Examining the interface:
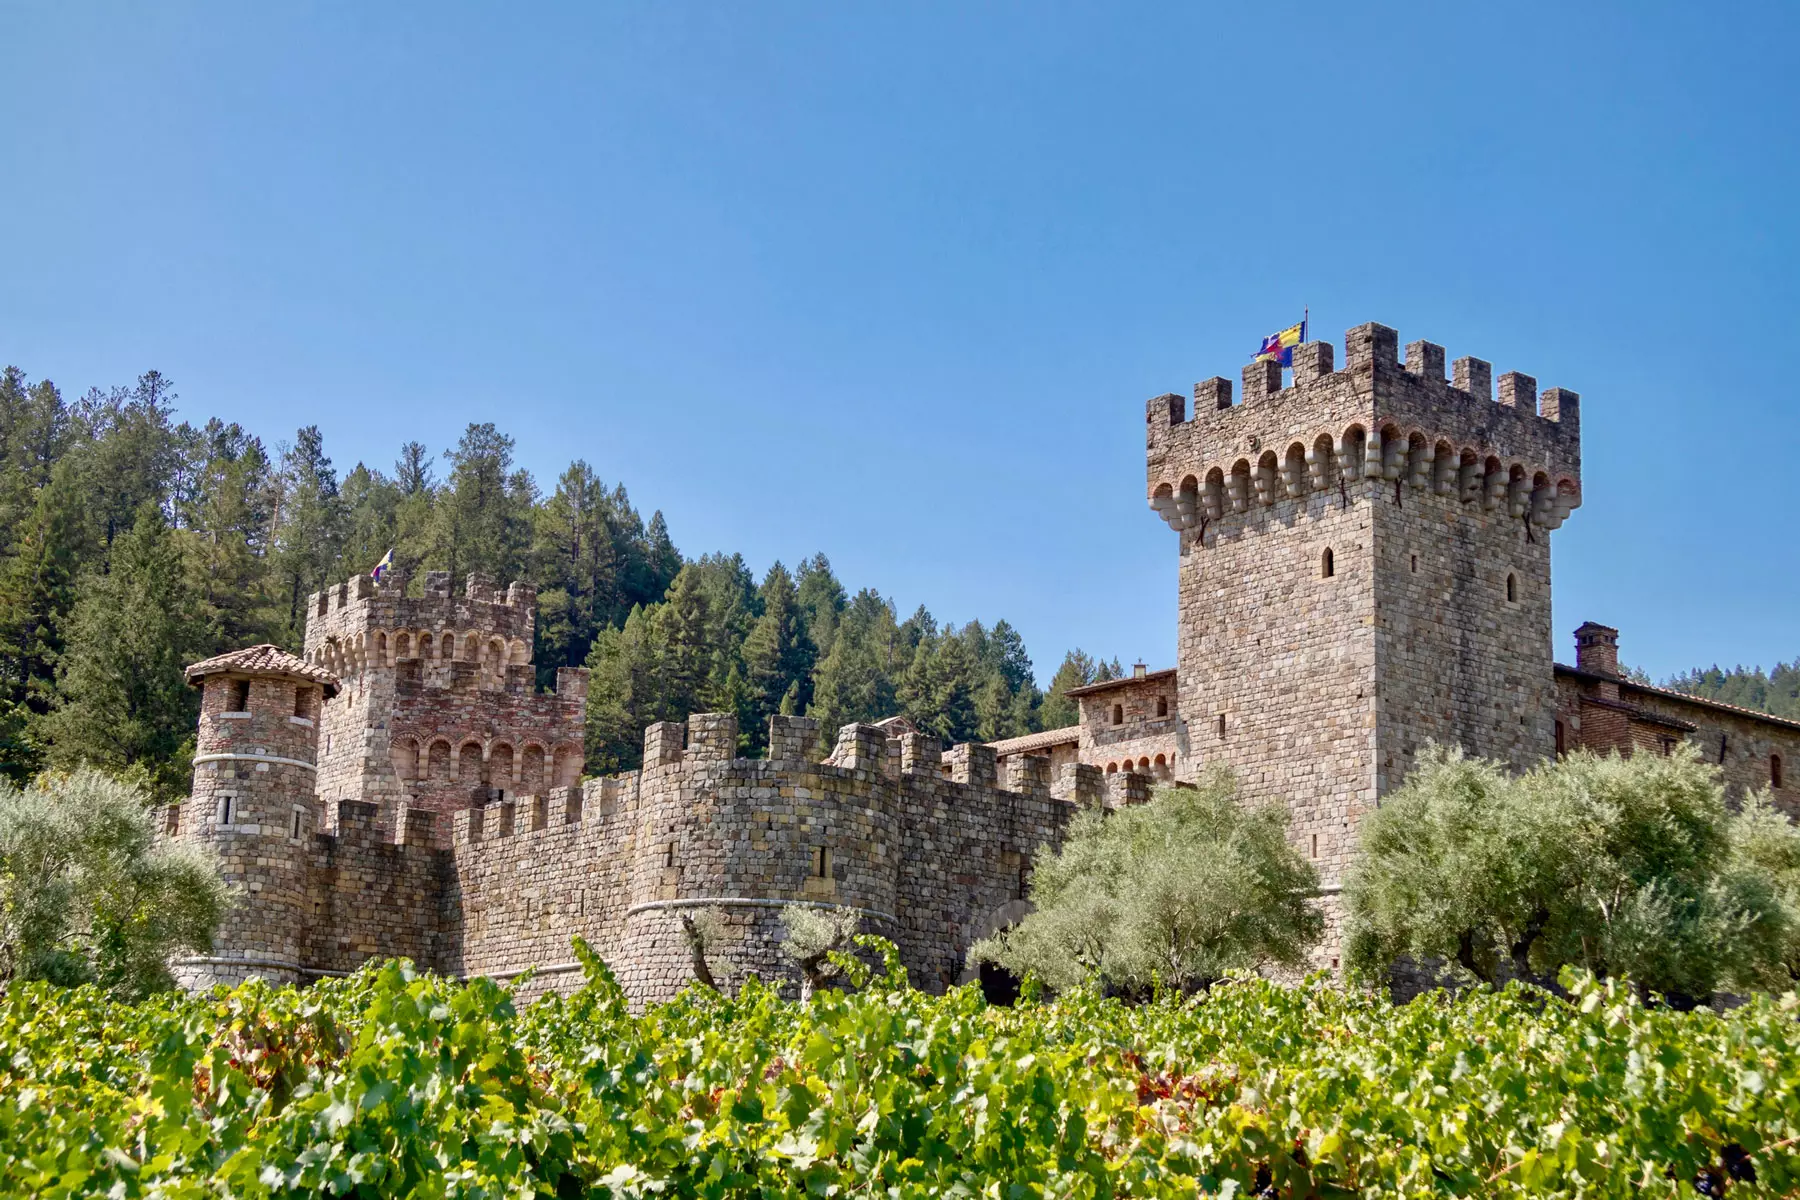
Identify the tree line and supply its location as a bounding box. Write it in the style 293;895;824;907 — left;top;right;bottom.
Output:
0;363;1111;798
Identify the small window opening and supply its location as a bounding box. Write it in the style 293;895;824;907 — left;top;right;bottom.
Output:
1659;736;1676;757
813;845;831;878
1111;703;1123;726
291;808;303;839
1775;754;1785;789
317;592;328;616
1410;553;1418;573
294;686;311;719
663;842;676;868
217;795;235;826
1554;719;1567;758
1310;833;1318;860
1105;762;1118;774
1155;696;1168;718
229;678;250;713
1506;573;1517;602
1320;547;1334;578
1138;757;1150;770
1217;713;1227;738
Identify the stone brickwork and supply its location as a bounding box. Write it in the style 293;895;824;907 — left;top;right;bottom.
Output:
304;569;586;836
173;316;1800;1000
1554;625;1800;818
1146;324;1583;961
1069;668;1181;781
174;694;1079;1004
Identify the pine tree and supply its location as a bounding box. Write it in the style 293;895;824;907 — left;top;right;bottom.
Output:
655;566;711;721
0;466;85;780
583;604;664;772
47;506;208;800
269;426;345;646
742;562;814;753
531;461;622;681
336;463;401;582
795;554;847;659
1040;649;1100;729
430;423;534;585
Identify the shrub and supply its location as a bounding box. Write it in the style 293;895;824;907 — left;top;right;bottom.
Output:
974;768;1322;995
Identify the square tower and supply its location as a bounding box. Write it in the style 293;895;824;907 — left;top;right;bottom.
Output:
1145;323;1582;898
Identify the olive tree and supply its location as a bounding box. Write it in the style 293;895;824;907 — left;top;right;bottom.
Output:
973;768;1322;996
780;905;860;1000
1729;789;1800;985
0;768;227;997
1346;744;1791;1005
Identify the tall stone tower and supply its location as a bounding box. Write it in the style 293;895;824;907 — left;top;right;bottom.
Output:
302;567;588;835
170;645;339;987
1145;323;1581;911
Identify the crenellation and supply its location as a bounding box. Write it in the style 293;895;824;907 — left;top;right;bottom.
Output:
1403;340;1445;382
1453;355;1492;400
176;316;1798;1002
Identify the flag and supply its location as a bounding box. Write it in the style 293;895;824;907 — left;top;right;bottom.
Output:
371;549;394;582
1254;318;1307;367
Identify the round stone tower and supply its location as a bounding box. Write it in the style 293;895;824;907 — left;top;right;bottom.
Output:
171;645;339;989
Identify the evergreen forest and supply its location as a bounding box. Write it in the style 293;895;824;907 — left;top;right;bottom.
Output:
0;364;1124;800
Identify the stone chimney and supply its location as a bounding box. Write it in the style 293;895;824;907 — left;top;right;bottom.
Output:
1574;622;1621;678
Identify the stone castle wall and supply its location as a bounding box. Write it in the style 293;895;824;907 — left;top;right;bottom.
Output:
184;712;1082;1005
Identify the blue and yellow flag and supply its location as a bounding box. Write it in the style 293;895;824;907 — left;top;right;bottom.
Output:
371;548;394;582
1254;319;1307;367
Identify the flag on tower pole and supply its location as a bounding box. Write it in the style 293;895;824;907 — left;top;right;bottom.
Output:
1254;313;1307;367
371;548;394;582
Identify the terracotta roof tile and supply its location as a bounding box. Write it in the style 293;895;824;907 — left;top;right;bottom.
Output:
185;644;340;697
1556;663;1800;735
987;726;1081;755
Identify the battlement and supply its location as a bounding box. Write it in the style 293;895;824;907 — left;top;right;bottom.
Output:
302;569;537;670
1147;322;1583;540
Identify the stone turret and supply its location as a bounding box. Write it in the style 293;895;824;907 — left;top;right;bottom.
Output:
171;645;339;988
300;568;587;835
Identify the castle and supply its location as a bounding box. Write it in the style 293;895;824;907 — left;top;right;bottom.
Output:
168;322;1800;1000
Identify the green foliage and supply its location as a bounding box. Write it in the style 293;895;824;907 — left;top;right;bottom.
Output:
977;770;1323;994
0;359;1065;791
1730;790;1800;984
1347;745;1793;1003
0;767;226;996
1669;660;1800;720
47;506;209;800
4;951;1800;1196
778;904;860;1000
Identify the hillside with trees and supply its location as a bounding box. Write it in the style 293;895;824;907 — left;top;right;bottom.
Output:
0;363;1094;794
1667;661;1800;720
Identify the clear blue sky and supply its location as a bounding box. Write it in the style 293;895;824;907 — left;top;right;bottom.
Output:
4;2;1795;685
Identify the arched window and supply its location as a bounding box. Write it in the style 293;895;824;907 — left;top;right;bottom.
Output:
1321;547;1334;578
1506;573;1518;603
1105;762;1118;774
1111;703;1123;726
1775;754;1785;789
1155;696;1168;718
1138;757;1150;771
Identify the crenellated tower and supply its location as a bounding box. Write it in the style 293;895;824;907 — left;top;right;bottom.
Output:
302;568;588;835
170;645;339;987
1145;322;1582;921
